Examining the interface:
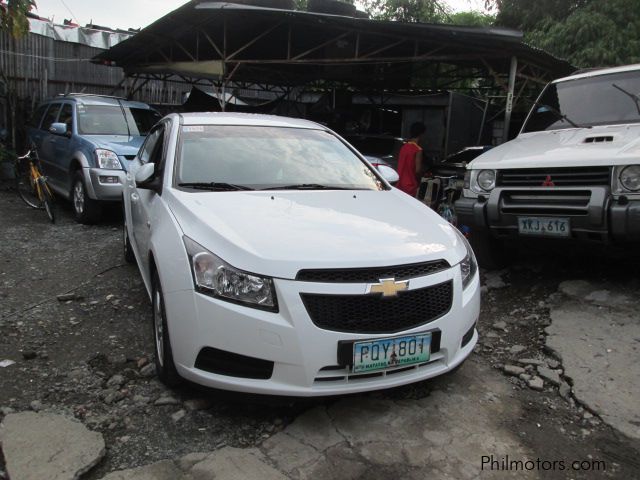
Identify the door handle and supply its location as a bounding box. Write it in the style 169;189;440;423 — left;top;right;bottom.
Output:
130;192;139;203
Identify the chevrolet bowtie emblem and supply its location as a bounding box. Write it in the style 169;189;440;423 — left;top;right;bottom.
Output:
367;278;409;297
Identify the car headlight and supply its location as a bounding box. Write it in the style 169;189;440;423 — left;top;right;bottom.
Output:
476;169;496;191
456;230;478;289
619;165;640;192
95;149;122;170
183;236;277;312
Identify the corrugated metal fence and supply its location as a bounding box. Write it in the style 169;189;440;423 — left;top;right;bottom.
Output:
0;28;192;148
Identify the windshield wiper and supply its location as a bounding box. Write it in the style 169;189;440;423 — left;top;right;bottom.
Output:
612;83;640;115
178;182;253;191
261;183;352;191
536;103;583;128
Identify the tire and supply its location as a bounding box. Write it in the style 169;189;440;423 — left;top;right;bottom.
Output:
15;161;43;209
469;229;510;269
71;171;102;224
151;270;182;387
42;184;56;223
44;193;56;223
123;221;136;264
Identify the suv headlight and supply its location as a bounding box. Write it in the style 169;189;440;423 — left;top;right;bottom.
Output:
456;230;478;289
476;170;496;191
95;149;122;170
468;169;496;194
183;236;277;312
619;165;640;192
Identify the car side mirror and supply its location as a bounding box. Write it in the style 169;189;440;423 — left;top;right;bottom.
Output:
50;122;70;137
134;163;160;191
377;164;399;184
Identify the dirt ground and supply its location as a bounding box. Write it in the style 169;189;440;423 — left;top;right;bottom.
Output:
1;186;639;479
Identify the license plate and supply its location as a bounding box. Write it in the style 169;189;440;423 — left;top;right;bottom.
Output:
352;333;431;373
518;216;570;237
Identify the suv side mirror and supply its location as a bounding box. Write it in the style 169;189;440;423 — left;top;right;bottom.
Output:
377;164;399;184
134;162;160;192
50;122;70;137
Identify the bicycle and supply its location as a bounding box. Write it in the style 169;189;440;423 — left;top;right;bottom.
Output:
14;148;56;223
430;174;459;226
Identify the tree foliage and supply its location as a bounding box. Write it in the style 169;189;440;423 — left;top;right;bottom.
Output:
493;0;640;67
360;0;494;25
0;0;36;38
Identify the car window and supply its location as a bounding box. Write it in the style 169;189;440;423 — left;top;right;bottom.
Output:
41;104;61;131
29;105;48;128
77;104;160;136
58;104;73;132
126;108;161;136
523;70;640;132
176;125;383;190
138;127;163;164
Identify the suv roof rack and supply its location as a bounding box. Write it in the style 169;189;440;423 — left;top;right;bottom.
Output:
56;93;128;100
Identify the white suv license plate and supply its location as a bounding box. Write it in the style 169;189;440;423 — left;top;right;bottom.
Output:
518;216;570;238
352;333;431;374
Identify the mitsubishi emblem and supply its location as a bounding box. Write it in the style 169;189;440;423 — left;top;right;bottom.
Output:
542;175;555;187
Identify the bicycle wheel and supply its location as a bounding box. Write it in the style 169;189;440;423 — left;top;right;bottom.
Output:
15;160;43;209
40;178;56;223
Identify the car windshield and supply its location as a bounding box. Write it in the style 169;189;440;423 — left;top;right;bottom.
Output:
522;70;640;133
77;104;160;136
176;125;384;190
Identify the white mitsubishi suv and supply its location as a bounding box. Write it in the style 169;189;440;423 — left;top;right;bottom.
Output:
457;64;640;268
122;112;479;396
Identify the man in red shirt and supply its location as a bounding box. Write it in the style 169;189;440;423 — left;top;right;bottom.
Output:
396;122;426;197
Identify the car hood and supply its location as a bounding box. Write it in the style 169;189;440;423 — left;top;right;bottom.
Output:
166;189;466;279
89;135;145;157
470;124;640;169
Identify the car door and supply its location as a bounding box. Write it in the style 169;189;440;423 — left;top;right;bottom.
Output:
38;103;62;177
47;102;74;190
131;123;166;271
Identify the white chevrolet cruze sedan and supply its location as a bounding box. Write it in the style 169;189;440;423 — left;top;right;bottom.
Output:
122;112;480;396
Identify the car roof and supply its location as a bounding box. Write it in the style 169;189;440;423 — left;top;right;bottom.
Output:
178;112;325;130
46;95;153;109
554;63;640;84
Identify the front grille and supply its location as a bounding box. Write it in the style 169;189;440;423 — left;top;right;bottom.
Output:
497;167;610;187
500;190;592;216
296;260;450;283
301;281;452;334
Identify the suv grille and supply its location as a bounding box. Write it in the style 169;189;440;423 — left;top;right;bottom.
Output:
301;281;452;334
296;260;450;283
497;167;610;187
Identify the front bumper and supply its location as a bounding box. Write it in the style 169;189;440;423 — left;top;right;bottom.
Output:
86;168;127;201
456;187;640;242
163;266;480;396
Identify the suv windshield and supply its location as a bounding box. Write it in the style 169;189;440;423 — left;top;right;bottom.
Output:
522;70;640;133
77;104;160;136
176;126;383;190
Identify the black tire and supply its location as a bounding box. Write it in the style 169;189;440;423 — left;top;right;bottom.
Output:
151;270;182;387
123;221;136;264
71;171;102;224
469;229;510;269
15;161;43;209
42;184;56;223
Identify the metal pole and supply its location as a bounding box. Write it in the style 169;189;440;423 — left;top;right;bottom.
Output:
502;56;517;144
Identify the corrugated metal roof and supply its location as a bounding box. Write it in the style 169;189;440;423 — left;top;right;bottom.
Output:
93;0;574;87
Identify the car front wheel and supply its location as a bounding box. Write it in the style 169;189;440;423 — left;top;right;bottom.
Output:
469;229;511;269
152;270;182;387
72;171;102;224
